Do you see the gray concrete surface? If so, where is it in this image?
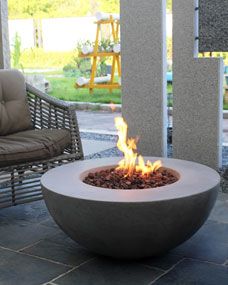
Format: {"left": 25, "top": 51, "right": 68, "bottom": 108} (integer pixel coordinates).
{"left": 0, "top": 0, "right": 10, "bottom": 69}
{"left": 82, "top": 139, "right": 115, "bottom": 156}
{"left": 172, "top": 0, "right": 223, "bottom": 169}
{"left": 78, "top": 111, "right": 119, "bottom": 134}
{"left": 121, "top": 0, "right": 167, "bottom": 157}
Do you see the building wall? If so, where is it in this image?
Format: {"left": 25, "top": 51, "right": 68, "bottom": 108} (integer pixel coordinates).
{"left": 0, "top": 0, "right": 10, "bottom": 68}
{"left": 8, "top": 15, "right": 172, "bottom": 51}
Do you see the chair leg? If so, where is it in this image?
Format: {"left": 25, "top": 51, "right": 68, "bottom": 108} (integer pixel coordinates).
{"left": 10, "top": 170, "right": 16, "bottom": 205}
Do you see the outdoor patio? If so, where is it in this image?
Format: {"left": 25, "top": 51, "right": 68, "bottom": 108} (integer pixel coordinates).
{"left": 0, "top": 129, "right": 227, "bottom": 284}
{"left": 1, "top": 0, "right": 228, "bottom": 284}
{"left": 0, "top": 115, "right": 228, "bottom": 284}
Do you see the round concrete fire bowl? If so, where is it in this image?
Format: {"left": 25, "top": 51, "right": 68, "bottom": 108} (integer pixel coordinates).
{"left": 41, "top": 157, "right": 220, "bottom": 259}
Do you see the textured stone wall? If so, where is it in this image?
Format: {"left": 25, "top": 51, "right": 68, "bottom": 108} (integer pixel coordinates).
{"left": 173, "top": 0, "right": 223, "bottom": 169}
{"left": 120, "top": 0, "right": 167, "bottom": 157}
{"left": 0, "top": 0, "right": 10, "bottom": 69}
{"left": 199, "top": 0, "right": 228, "bottom": 52}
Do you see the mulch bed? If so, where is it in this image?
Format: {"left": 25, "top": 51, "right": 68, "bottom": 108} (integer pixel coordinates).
{"left": 83, "top": 168, "right": 178, "bottom": 190}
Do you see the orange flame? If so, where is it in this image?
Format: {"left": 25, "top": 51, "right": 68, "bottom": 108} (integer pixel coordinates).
{"left": 115, "top": 117, "right": 162, "bottom": 177}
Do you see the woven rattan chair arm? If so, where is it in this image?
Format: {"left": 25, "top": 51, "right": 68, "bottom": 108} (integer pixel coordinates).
{"left": 26, "top": 83, "right": 83, "bottom": 159}
{"left": 26, "top": 83, "right": 78, "bottom": 111}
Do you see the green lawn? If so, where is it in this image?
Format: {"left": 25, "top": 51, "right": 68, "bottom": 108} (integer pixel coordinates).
{"left": 27, "top": 73, "right": 228, "bottom": 110}
{"left": 48, "top": 77, "right": 122, "bottom": 104}
{"left": 48, "top": 77, "right": 174, "bottom": 104}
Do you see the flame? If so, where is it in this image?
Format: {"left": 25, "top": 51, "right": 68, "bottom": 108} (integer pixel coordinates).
{"left": 115, "top": 117, "right": 162, "bottom": 177}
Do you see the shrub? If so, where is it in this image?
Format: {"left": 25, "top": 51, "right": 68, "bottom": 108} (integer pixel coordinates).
{"left": 11, "top": 32, "right": 24, "bottom": 70}
{"left": 63, "top": 39, "right": 114, "bottom": 78}
{"left": 20, "top": 48, "right": 74, "bottom": 68}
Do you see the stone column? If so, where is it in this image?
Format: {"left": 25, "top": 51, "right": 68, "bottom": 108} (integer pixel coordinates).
{"left": 0, "top": 0, "right": 10, "bottom": 69}
{"left": 172, "top": 0, "right": 223, "bottom": 169}
{"left": 120, "top": 0, "right": 167, "bottom": 157}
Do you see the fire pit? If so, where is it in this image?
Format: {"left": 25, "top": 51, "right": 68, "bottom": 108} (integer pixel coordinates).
{"left": 41, "top": 117, "right": 220, "bottom": 259}
{"left": 41, "top": 157, "right": 219, "bottom": 259}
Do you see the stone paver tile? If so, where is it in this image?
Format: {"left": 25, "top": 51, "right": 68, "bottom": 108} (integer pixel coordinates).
{"left": 55, "top": 257, "right": 163, "bottom": 285}
{"left": 197, "top": 221, "right": 228, "bottom": 244}
{"left": 171, "top": 232, "right": 228, "bottom": 264}
{"left": 22, "top": 239, "right": 95, "bottom": 267}
{"left": 40, "top": 217, "right": 59, "bottom": 229}
{"left": 45, "top": 231, "right": 81, "bottom": 247}
{"left": 0, "top": 221, "right": 59, "bottom": 250}
{"left": 209, "top": 198, "right": 228, "bottom": 223}
{"left": 140, "top": 253, "right": 183, "bottom": 270}
{"left": 0, "top": 247, "right": 69, "bottom": 285}
{"left": 154, "top": 259, "right": 228, "bottom": 285}
{"left": 0, "top": 200, "right": 49, "bottom": 225}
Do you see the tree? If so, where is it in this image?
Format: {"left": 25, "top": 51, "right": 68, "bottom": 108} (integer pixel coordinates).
{"left": 8, "top": 0, "right": 89, "bottom": 19}
{"left": 8, "top": 0, "right": 171, "bottom": 19}
{"left": 8, "top": 0, "right": 57, "bottom": 18}
{"left": 90, "top": 0, "right": 99, "bottom": 14}
{"left": 167, "top": 0, "right": 172, "bottom": 12}
{"left": 97, "top": 0, "right": 119, "bottom": 13}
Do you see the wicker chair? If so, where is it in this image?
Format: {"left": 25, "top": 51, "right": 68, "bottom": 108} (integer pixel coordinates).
{"left": 0, "top": 70, "right": 83, "bottom": 209}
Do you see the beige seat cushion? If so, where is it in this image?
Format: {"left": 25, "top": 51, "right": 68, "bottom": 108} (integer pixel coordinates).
{"left": 0, "top": 69, "right": 32, "bottom": 135}
{"left": 0, "top": 129, "right": 71, "bottom": 167}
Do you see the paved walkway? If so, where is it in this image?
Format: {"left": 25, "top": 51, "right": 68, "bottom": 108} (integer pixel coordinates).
{"left": 77, "top": 111, "right": 119, "bottom": 134}
{"left": 77, "top": 110, "right": 228, "bottom": 143}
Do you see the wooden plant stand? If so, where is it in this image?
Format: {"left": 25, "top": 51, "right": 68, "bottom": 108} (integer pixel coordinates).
{"left": 76, "top": 16, "right": 121, "bottom": 94}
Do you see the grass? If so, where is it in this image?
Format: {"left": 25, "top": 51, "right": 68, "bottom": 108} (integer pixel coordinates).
{"left": 21, "top": 49, "right": 74, "bottom": 69}
{"left": 48, "top": 77, "right": 122, "bottom": 104}
{"left": 224, "top": 103, "right": 228, "bottom": 110}
{"left": 48, "top": 77, "right": 173, "bottom": 104}
{"left": 26, "top": 72, "right": 228, "bottom": 110}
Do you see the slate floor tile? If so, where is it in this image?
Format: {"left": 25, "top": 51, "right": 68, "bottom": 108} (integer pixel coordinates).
{"left": 39, "top": 217, "right": 59, "bottom": 229}
{"left": 154, "top": 259, "right": 228, "bottom": 285}
{"left": 45, "top": 231, "right": 81, "bottom": 247}
{"left": 0, "top": 221, "right": 60, "bottom": 250}
{"left": 0, "top": 247, "right": 69, "bottom": 285}
{"left": 171, "top": 234, "right": 228, "bottom": 264}
{"left": 22, "top": 239, "right": 95, "bottom": 266}
{"left": 54, "top": 257, "right": 164, "bottom": 285}
{"left": 140, "top": 253, "right": 183, "bottom": 270}
{"left": 197, "top": 221, "right": 228, "bottom": 244}
{"left": 209, "top": 199, "right": 228, "bottom": 223}
{"left": 0, "top": 200, "right": 49, "bottom": 225}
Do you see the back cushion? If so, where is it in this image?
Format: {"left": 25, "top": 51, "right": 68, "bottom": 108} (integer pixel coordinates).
{"left": 0, "top": 69, "right": 32, "bottom": 135}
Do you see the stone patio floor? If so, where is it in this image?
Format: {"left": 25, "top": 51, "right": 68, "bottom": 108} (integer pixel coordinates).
{"left": 0, "top": 110, "right": 228, "bottom": 284}
{"left": 0, "top": 191, "right": 227, "bottom": 285}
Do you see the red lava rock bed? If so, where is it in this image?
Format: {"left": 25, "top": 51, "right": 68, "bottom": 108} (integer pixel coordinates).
{"left": 83, "top": 168, "right": 178, "bottom": 190}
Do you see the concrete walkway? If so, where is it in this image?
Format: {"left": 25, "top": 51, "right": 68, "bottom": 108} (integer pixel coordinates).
{"left": 77, "top": 110, "right": 228, "bottom": 144}
{"left": 77, "top": 110, "right": 119, "bottom": 135}
{"left": 77, "top": 111, "right": 118, "bottom": 156}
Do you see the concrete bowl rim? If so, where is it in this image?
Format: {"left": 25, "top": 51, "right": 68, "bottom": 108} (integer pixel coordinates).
{"left": 41, "top": 157, "right": 220, "bottom": 203}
